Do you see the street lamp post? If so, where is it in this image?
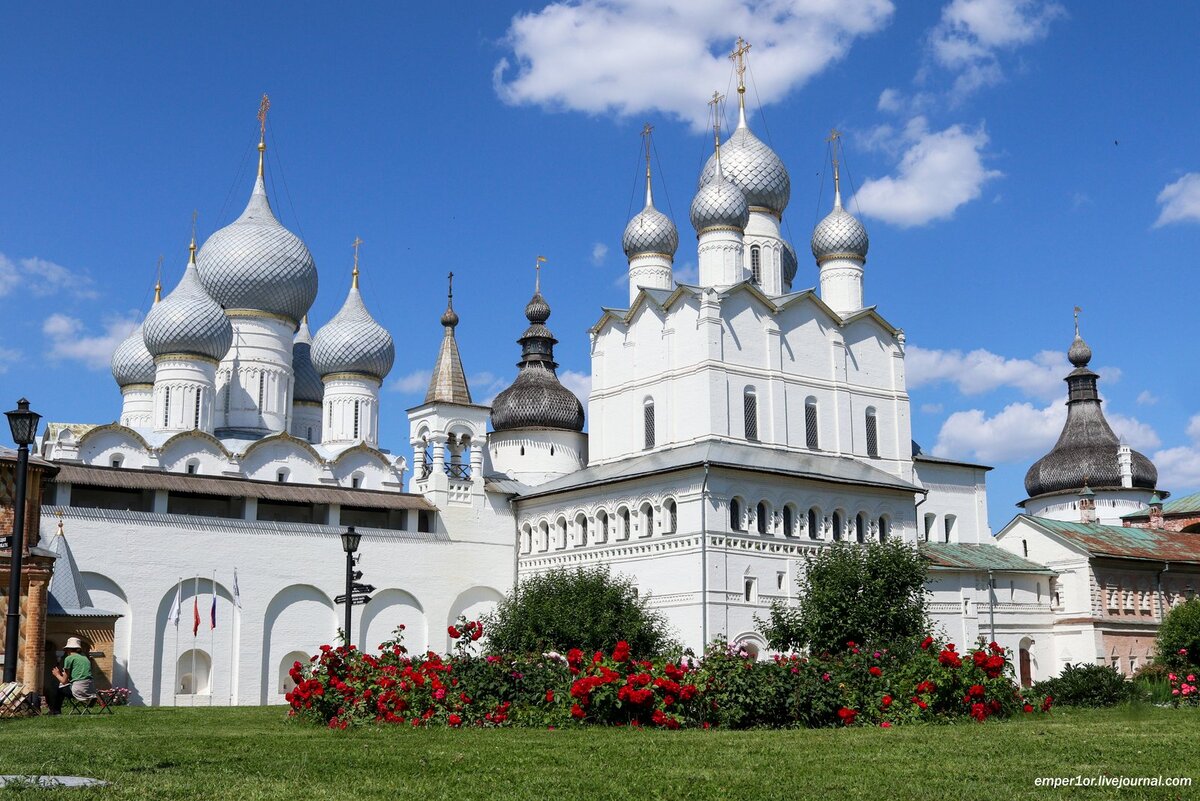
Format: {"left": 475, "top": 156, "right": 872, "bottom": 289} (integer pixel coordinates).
{"left": 4, "top": 398, "right": 41, "bottom": 684}
{"left": 340, "top": 526, "right": 361, "bottom": 646}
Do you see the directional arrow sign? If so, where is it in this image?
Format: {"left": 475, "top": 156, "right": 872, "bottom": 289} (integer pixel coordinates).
{"left": 334, "top": 594, "right": 348, "bottom": 604}
{"left": 352, "top": 583, "right": 376, "bottom": 594}
{"left": 349, "top": 595, "right": 371, "bottom": 606}
{"left": 351, "top": 570, "right": 364, "bottom": 581}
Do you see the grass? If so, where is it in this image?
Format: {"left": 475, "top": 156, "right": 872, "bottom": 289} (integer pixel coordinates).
{"left": 0, "top": 705, "right": 1196, "bottom": 800}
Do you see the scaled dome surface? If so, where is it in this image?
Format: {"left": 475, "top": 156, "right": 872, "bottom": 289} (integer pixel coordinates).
{"left": 111, "top": 323, "right": 156, "bottom": 386}
{"left": 291, "top": 318, "right": 324, "bottom": 403}
{"left": 197, "top": 174, "right": 318, "bottom": 323}
{"left": 811, "top": 204, "right": 869, "bottom": 263}
{"left": 699, "top": 123, "right": 790, "bottom": 216}
{"left": 622, "top": 204, "right": 679, "bottom": 259}
{"left": 143, "top": 256, "right": 233, "bottom": 361}
{"left": 311, "top": 285, "right": 395, "bottom": 380}
{"left": 690, "top": 171, "right": 749, "bottom": 233}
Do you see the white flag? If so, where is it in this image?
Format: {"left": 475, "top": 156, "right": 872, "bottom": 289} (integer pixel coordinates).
{"left": 232, "top": 568, "right": 242, "bottom": 609}
{"left": 167, "top": 579, "right": 182, "bottom": 627}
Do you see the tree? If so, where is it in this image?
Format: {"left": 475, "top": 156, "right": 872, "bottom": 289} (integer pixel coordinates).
{"left": 1156, "top": 598, "right": 1200, "bottom": 668}
{"left": 484, "top": 567, "right": 673, "bottom": 657}
{"left": 758, "top": 540, "right": 929, "bottom": 653}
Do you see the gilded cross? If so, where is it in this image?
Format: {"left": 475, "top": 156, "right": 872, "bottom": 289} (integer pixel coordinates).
{"left": 351, "top": 236, "right": 363, "bottom": 287}
{"left": 729, "top": 37, "right": 752, "bottom": 91}
{"left": 257, "top": 93, "right": 271, "bottom": 137}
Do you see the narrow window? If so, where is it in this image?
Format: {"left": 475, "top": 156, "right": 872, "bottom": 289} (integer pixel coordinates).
{"left": 730, "top": 498, "right": 742, "bottom": 531}
{"left": 351, "top": 476, "right": 360, "bottom": 489}
{"left": 194, "top": 387, "right": 202, "bottom": 429}
{"left": 276, "top": 470, "right": 287, "bottom": 483}
{"left": 924, "top": 513, "right": 936, "bottom": 542}
{"left": 186, "top": 461, "right": 197, "bottom": 475}
{"left": 642, "top": 504, "right": 654, "bottom": 537}
{"left": 664, "top": 499, "right": 677, "bottom": 534}
{"left": 756, "top": 502, "right": 768, "bottom": 535}
{"left": 944, "top": 514, "right": 955, "bottom": 543}
{"left": 744, "top": 390, "right": 758, "bottom": 442}
{"left": 327, "top": 402, "right": 332, "bottom": 428}
{"left": 783, "top": 506, "right": 794, "bottom": 537}
{"left": 750, "top": 245, "right": 761, "bottom": 284}
{"left": 805, "top": 398, "right": 819, "bottom": 449}
{"left": 808, "top": 508, "right": 819, "bottom": 540}
{"left": 1022, "top": 539, "right": 1029, "bottom": 558}
{"left": 619, "top": 507, "right": 631, "bottom": 540}
{"left": 776, "top": 571, "right": 785, "bottom": 590}
{"left": 257, "top": 372, "right": 265, "bottom": 408}
{"left": 865, "top": 407, "right": 878, "bottom": 458}
{"left": 832, "top": 511, "right": 842, "bottom": 541}
{"left": 353, "top": 400, "right": 361, "bottom": 439}
{"left": 163, "top": 387, "right": 171, "bottom": 427}
{"left": 306, "top": 426, "right": 313, "bottom": 442}
{"left": 878, "top": 516, "right": 889, "bottom": 542}
{"left": 643, "top": 400, "right": 655, "bottom": 449}
{"left": 743, "top": 577, "right": 758, "bottom": 603}
{"left": 856, "top": 513, "right": 866, "bottom": 543}
{"left": 111, "top": 456, "right": 123, "bottom": 469}
{"left": 223, "top": 384, "right": 230, "bottom": 414}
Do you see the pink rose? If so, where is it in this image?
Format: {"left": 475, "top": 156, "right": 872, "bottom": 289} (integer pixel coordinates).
{"left": 822, "top": 673, "right": 831, "bottom": 682}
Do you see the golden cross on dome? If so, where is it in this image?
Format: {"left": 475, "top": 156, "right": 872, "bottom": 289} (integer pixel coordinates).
{"left": 826, "top": 129, "right": 843, "bottom": 199}
{"left": 257, "top": 94, "right": 271, "bottom": 177}
{"left": 535, "top": 255, "right": 546, "bottom": 292}
{"left": 709, "top": 91, "right": 725, "bottom": 162}
{"left": 641, "top": 122, "right": 654, "bottom": 188}
{"left": 154, "top": 254, "right": 163, "bottom": 303}
{"left": 729, "top": 37, "right": 752, "bottom": 93}
{"left": 351, "top": 236, "right": 363, "bottom": 288}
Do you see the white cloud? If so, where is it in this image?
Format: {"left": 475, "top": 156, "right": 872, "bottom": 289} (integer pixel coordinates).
{"left": 0, "top": 343, "right": 21, "bottom": 373}
{"left": 559, "top": 369, "right": 592, "bottom": 402}
{"left": 1153, "top": 172, "right": 1200, "bottom": 228}
{"left": 591, "top": 242, "right": 609, "bottom": 266}
{"left": 468, "top": 371, "right": 513, "bottom": 407}
{"left": 495, "top": 0, "right": 895, "bottom": 130}
{"left": 852, "top": 117, "right": 1001, "bottom": 226}
{"left": 673, "top": 261, "right": 699, "bottom": 286}
{"left": 932, "top": 400, "right": 1159, "bottom": 465}
{"left": 929, "top": 0, "right": 1065, "bottom": 99}
{"left": 43, "top": 312, "right": 138, "bottom": 370}
{"left": 1151, "top": 414, "right": 1200, "bottom": 493}
{"left": 0, "top": 252, "right": 99, "bottom": 300}
{"left": 907, "top": 344, "right": 1070, "bottom": 401}
{"left": 388, "top": 369, "right": 432, "bottom": 395}
{"left": 1136, "top": 390, "right": 1158, "bottom": 406}
{"left": 920, "top": 402, "right": 944, "bottom": 414}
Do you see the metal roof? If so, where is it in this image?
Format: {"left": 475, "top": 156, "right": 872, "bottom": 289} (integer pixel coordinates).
{"left": 1019, "top": 514, "right": 1200, "bottom": 564}
{"left": 515, "top": 440, "right": 920, "bottom": 500}
{"left": 1122, "top": 490, "right": 1200, "bottom": 520}
{"left": 920, "top": 542, "right": 1055, "bottom": 574}
{"left": 46, "top": 525, "right": 119, "bottom": 618}
{"left": 50, "top": 463, "right": 435, "bottom": 511}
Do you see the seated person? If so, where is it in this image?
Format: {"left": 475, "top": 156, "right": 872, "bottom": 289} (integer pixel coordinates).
{"left": 47, "top": 637, "right": 95, "bottom": 713}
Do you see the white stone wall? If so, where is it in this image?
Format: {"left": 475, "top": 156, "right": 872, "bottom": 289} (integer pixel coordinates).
{"left": 914, "top": 459, "right": 992, "bottom": 545}
{"left": 215, "top": 314, "right": 295, "bottom": 435}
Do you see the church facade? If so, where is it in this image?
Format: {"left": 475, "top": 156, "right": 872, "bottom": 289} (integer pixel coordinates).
{"left": 26, "top": 68, "right": 1194, "bottom": 704}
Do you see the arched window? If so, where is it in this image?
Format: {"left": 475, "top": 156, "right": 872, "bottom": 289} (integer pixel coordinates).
{"left": 520, "top": 525, "right": 532, "bottom": 554}
{"left": 744, "top": 389, "right": 758, "bottom": 442}
{"left": 618, "top": 507, "right": 631, "bottom": 541}
{"left": 924, "top": 513, "right": 936, "bottom": 542}
{"left": 878, "top": 516, "right": 889, "bottom": 542}
{"left": 163, "top": 387, "right": 171, "bottom": 427}
{"left": 855, "top": 513, "right": 866, "bottom": 543}
{"left": 257, "top": 372, "right": 265, "bottom": 408}
{"left": 596, "top": 509, "right": 609, "bottom": 544}
{"left": 756, "top": 502, "right": 769, "bottom": 535}
{"left": 575, "top": 513, "right": 589, "bottom": 547}
{"left": 750, "top": 245, "right": 761, "bottom": 284}
{"left": 185, "top": 459, "right": 198, "bottom": 475}
{"left": 276, "top": 469, "right": 288, "bottom": 483}
{"left": 643, "top": 400, "right": 655, "bottom": 449}
{"left": 944, "top": 514, "right": 956, "bottom": 543}
{"left": 730, "top": 498, "right": 743, "bottom": 531}
{"left": 831, "top": 511, "right": 843, "bottom": 541}
{"left": 663, "top": 499, "right": 678, "bottom": 534}
{"left": 865, "top": 407, "right": 878, "bottom": 458}
{"left": 805, "top": 397, "right": 819, "bottom": 449}
{"left": 353, "top": 400, "right": 361, "bottom": 440}
{"left": 537, "top": 521, "right": 549, "bottom": 551}
{"left": 807, "top": 507, "right": 819, "bottom": 540}
{"left": 193, "top": 388, "right": 203, "bottom": 429}
{"left": 783, "top": 505, "right": 794, "bottom": 537}
{"left": 556, "top": 517, "right": 568, "bottom": 549}
{"left": 640, "top": 502, "right": 655, "bottom": 537}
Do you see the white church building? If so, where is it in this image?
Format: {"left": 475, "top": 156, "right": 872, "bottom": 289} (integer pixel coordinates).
{"left": 29, "top": 60, "right": 1193, "bottom": 705}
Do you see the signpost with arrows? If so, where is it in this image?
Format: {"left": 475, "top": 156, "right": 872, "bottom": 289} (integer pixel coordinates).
{"left": 338, "top": 527, "right": 372, "bottom": 645}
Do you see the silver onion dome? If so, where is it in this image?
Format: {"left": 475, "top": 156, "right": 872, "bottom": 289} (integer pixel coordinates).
{"left": 111, "top": 322, "right": 156, "bottom": 387}
{"left": 291, "top": 317, "right": 323, "bottom": 403}
{"left": 623, "top": 170, "right": 679, "bottom": 259}
{"left": 811, "top": 198, "right": 869, "bottom": 264}
{"left": 197, "top": 173, "right": 318, "bottom": 324}
{"left": 698, "top": 112, "right": 790, "bottom": 216}
{"left": 143, "top": 249, "right": 233, "bottom": 361}
{"left": 311, "top": 281, "right": 395, "bottom": 381}
{"left": 690, "top": 168, "right": 749, "bottom": 234}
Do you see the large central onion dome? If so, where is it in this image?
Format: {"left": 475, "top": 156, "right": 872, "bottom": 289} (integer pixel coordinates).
{"left": 811, "top": 193, "right": 869, "bottom": 264}
{"left": 111, "top": 320, "right": 155, "bottom": 387}
{"left": 1024, "top": 327, "right": 1157, "bottom": 498}
{"left": 690, "top": 163, "right": 749, "bottom": 234}
{"left": 490, "top": 287, "right": 585, "bottom": 432}
{"left": 291, "top": 317, "right": 323, "bottom": 403}
{"left": 698, "top": 107, "right": 790, "bottom": 216}
{"left": 197, "top": 169, "right": 318, "bottom": 324}
{"left": 143, "top": 246, "right": 233, "bottom": 361}
{"left": 311, "top": 274, "right": 395, "bottom": 381}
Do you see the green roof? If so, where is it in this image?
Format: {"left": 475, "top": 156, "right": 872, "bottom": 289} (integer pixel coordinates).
{"left": 920, "top": 543, "right": 1055, "bottom": 573}
{"left": 1162, "top": 491, "right": 1200, "bottom": 515}
{"left": 1021, "top": 515, "right": 1200, "bottom": 564}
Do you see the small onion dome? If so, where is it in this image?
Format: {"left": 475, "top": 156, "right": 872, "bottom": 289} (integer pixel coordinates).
{"left": 291, "top": 317, "right": 323, "bottom": 403}
{"left": 143, "top": 250, "right": 233, "bottom": 361}
{"left": 111, "top": 322, "right": 155, "bottom": 387}
{"left": 690, "top": 169, "right": 749, "bottom": 234}
{"left": 811, "top": 198, "right": 869, "bottom": 264}
{"left": 489, "top": 287, "right": 584, "bottom": 432}
{"left": 197, "top": 172, "right": 318, "bottom": 324}
{"left": 311, "top": 284, "right": 395, "bottom": 380}
{"left": 698, "top": 116, "right": 790, "bottom": 216}
{"left": 1068, "top": 332, "right": 1092, "bottom": 368}
{"left": 623, "top": 178, "right": 679, "bottom": 259}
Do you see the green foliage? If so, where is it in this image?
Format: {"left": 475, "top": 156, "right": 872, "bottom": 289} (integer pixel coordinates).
{"left": 1156, "top": 598, "right": 1200, "bottom": 669}
{"left": 758, "top": 540, "right": 929, "bottom": 653}
{"left": 1030, "top": 663, "right": 1134, "bottom": 708}
{"left": 483, "top": 566, "right": 673, "bottom": 657}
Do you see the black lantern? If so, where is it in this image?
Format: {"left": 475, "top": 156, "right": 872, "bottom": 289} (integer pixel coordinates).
{"left": 5, "top": 398, "right": 40, "bottom": 446}
{"left": 341, "top": 526, "right": 361, "bottom": 554}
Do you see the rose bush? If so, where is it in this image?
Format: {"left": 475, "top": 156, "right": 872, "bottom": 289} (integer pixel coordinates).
{"left": 287, "top": 630, "right": 1052, "bottom": 729}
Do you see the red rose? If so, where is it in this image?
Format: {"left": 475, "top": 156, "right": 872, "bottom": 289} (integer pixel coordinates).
{"left": 612, "top": 641, "right": 631, "bottom": 662}
{"left": 570, "top": 703, "right": 585, "bottom": 719}
{"left": 1041, "top": 696, "right": 1053, "bottom": 712}
{"left": 969, "top": 683, "right": 985, "bottom": 698}
{"left": 471, "top": 623, "right": 484, "bottom": 641}
{"left": 970, "top": 702, "right": 987, "bottom": 722}
{"left": 448, "top": 714, "right": 462, "bottom": 727}
{"left": 448, "top": 626, "right": 461, "bottom": 639}
{"left": 920, "top": 636, "right": 934, "bottom": 650}
{"left": 1023, "top": 703, "right": 1034, "bottom": 713}
{"left": 869, "top": 666, "right": 882, "bottom": 677}
{"left": 836, "top": 707, "right": 858, "bottom": 726}
{"left": 881, "top": 694, "right": 893, "bottom": 708}
{"left": 545, "top": 690, "right": 555, "bottom": 704}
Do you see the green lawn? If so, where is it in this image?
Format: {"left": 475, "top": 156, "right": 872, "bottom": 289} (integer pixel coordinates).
{"left": 1, "top": 705, "right": 1196, "bottom": 800}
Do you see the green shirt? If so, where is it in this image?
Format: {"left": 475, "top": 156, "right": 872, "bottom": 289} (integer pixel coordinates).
{"left": 63, "top": 652, "right": 91, "bottom": 683}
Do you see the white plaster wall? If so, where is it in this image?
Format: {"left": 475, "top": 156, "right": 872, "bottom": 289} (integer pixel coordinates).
{"left": 915, "top": 460, "right": 992, "bottom": 545}
{"left": 216, "top": 314, "right": 295, "bottom": 434}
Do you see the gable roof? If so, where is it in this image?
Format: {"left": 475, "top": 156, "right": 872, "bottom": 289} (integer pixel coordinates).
{"left": 1013, "top": 514, "right": 1200, "bottom": 565}
{"left": 920, "top": 542, "right": 1054, "bottom": 574}
{"left": 512, "top": 439, "right": 920, "bottom": 501}
{"left": 1121, "top": 490, "right": 1200, "bottom": 520}
{"left": 46, "top": 523, "right": 118, "bottom": 618}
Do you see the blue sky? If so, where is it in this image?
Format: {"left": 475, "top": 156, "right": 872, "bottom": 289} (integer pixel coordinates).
{"left": 2, "top": 1, "right": 1199, "bottom": 531}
